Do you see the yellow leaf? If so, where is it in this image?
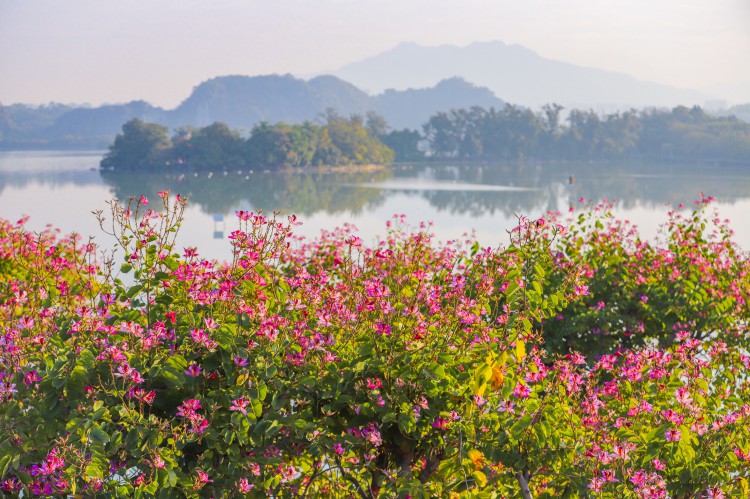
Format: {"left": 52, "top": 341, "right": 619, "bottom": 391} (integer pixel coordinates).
{"left": 468, "top": 449, "right": 485, "bottom": 469}
{"left": 473, "top": 470, "right": 487, "bottom": 488}
{"left": 515, "top": 340, "right": 526, "bottom": 361}
{"left": 490, "top": 366, "right": 504, "bottom": 390}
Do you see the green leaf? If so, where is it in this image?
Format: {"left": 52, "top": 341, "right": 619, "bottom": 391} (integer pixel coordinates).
{"left": 510, "top": 414, "right": 533, "bottom": 440}
{"left": 68, "top": 365, "right": 89, "bottom": 393}
{"left": 90, "top": 427, "right": 110, "bottom": 444}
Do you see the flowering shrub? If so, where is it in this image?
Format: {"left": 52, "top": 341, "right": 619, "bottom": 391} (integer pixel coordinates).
{"left": 542, "top": 196, "right": 750, "bottom": 359}
{"left": 1, "top": 193, "right": 749, "bottom": 497}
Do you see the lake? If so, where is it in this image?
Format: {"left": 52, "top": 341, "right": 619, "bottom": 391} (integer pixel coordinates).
{"left": 2, "top": 150, "right": 750, "bottom": 262}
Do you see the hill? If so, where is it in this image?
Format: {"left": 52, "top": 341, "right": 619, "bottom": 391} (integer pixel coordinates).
{"left": 0, "top": 75, "right": 503, "bottom": 149}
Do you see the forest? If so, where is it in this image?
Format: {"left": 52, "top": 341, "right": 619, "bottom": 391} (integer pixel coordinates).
{"left": 418, "top": 104, "right": 750, "bottom": 162}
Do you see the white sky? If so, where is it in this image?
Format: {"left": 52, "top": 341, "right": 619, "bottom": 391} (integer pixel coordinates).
{"left": 1, "top": 0, "right": 749, "bottom": 108}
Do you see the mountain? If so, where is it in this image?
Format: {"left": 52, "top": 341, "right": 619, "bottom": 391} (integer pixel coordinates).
{"left": 332, "top": 41, "right": 711, "bottom": 110}
{"left": 46, "top": 100, "right": 168, "bottom": 138}
{"left": 715, "top": 103, "right": 750, "bottom": 124}
{"left": 167, "top": 74, "right": 350, "bottom": 130}
{"left": 0, "top": 75, "right": 504, "bottom": 149}
{"left": 373, "top": 77, "right": 502, "bottom": 129}
{"left": 167, "top": 74, "right": 501, "bottom": 131}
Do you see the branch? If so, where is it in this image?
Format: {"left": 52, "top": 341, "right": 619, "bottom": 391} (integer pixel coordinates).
{"left": 334, "top": 454, "right": 370, "bottom": 499}
{"left": 516, "top": 470, "right": 534, "bottom": 499}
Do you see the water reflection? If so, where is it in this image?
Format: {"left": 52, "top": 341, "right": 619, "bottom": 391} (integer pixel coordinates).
{"left": 92, "top": 163, "right": 750, "bottom": 221}
{"left": 99, "top": 168, "right": 393, "bottom": 216}
{"left": 4, "top": 151, "right": 750, "bottom": 259}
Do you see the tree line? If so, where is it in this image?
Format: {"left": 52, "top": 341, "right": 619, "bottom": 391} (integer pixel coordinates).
{"left": 418, "top": 104, "right": 750, "bottom": 162}
{"left": 102, "top": 104, "right": 750, "bottom": 170}
{"left": 101, "top": 112, "right": 394, "bottom": 170}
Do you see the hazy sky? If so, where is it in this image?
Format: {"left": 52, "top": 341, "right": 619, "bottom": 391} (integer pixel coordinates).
{"left": 2, "top": 0, "right": 749, "bottom": 108}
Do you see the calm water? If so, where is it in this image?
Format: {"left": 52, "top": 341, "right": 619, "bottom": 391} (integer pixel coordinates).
{"left": 2, "top": 150, "right": 750, "bottom": 261}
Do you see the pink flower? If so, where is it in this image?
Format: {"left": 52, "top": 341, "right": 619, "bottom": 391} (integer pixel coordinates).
{"left": 185, "top": 363, "right": 202, "bottom": 377}
{"left": 278, "top": 464, "right": 297, "bottom": 483}
{"left": 661, "top": 409, "right": 683, "bottom": 425}
{"left": 238, "top": 478, "right": 254, "bottom": 492}
{"left": 139, "top": 195, "right": 149, "bottom": 205}
{"left": 23, "top": 370, "right": 41, "bottom": 387}
{"left": 513, "top": 382, "right": 531, "bottom": 398}
{"left": 333, "top": 443, "right": 345, "bottom": 455}
{"left": 665, "top": 428, "right": 681, "bottom": 441}
{"left": 191, "top": 417, "right": 209, "bottom": 435}
{"left": 366, "top": 377, "right": 382, "bottom": 390}
{"left": 177, "top": 398, "right": 202, "bottom": 418}
{"left": 345, "top": 236, "right": 362, "bottom": 247}
{"left": 432, "top": 417, "right": 448, "bottom": 431}
{"left": 588, "top": 476, "right": 604, "bottom": 493}
{"left": 230, "top": 397, "right": 250, "bottom": 415}
{"left": 196, "top": 470, "right": 212, "bottom": 483}
{"left": 675, "top": 387, "right": 693, "bottom": 406}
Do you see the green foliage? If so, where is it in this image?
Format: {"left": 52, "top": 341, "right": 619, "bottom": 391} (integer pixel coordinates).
{"left": 101, "top": 116, "right": 394, "bottom": 171}
{"left": 172, "top": 122, "right": 245, "bottom": 169}
{"left": 541, "top": 196, "right": 750, "bottom": 359}
{"left": 381, "top": 129, "right": 425, "bottom": 162}
{"left": 421, "top": 104, "right": 750, "bottom": 162}
{"left": 101, "top": 119, "right": 172, "bottom": 170}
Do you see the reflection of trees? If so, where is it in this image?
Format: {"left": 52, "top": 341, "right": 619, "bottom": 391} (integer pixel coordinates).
{"left": 391, "top": 161, "right": 750, "bottom": 216}
{"left": 558, "top": 161, "right": 750, "bottom": 210}
{"left": 99, "top": 168, "right": 393, "bottom": 216}
{"left": 392, "top": 163, "right": 557, "bottom": 216}
{"left": 8, "top": 156, "right": 748, "bottom": 221}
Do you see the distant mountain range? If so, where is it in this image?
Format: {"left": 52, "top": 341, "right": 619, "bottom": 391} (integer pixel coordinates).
{"left": 331, "top": 41, "right": 712, "bottom": 110}
{"left": 0, "top": 75, "right": 502, "bottom": 149}
{"left": 2, "top": 39, "right": 749, "bottom": 150}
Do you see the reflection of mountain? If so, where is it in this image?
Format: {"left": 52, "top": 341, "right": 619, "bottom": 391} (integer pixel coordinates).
{"left": 99, "top": 168, "right": 394, "bottom": 216}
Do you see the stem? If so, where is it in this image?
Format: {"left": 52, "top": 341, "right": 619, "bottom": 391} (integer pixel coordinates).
{"left": 333, "top": 454, "right": 369, "bottom": 499}
{"left": 516, "top": 470, "right": 534, "bottom": 499}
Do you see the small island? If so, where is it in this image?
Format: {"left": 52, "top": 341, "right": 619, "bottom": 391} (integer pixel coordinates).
{"left": 101, "top": 113, "right": 395, "bottom": 171}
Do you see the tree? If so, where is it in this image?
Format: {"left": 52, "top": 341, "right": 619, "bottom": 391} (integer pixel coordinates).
{"left": 173, "top": 122, "right": 244, "bottom": 169}
{"left": 100, "top": 119, "right": 171, "bottom": 170}
{"left": 381, "top": 129, "right": 425, "bottom": 162}
{"left": 365, "top": 110, "right": 390, "bottom": 138}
